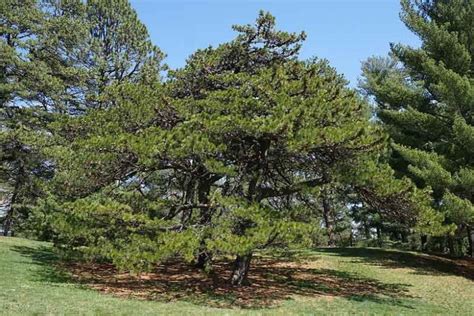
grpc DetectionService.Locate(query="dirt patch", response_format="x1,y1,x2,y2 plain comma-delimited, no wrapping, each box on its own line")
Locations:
63,257,412,308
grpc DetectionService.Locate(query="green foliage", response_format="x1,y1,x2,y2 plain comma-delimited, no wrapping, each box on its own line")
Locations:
83,0,165,109
0,0,86,235
1,1,453,287
206,194,313,256
0,0,165,236
42,11,438,285
361,0,474,255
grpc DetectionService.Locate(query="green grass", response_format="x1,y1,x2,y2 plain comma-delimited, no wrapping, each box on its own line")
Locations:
1,237,473,315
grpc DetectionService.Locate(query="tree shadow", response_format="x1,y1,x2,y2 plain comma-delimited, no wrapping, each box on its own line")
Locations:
11,245,71,284
64,257,413,309
316,247,474,281
11,245,415,309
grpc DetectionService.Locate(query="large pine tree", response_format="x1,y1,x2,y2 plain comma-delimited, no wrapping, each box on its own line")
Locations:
46,12,436,286
361,0,474,256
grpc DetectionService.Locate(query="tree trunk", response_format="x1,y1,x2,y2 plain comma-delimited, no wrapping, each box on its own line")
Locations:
457,238,463,257
420,234,428,251
364,222,371,239
2,212,12,236
349,228,353,247
195,248,212,269
195,178,213,269
376,226,382,247
447,235,455,255
401,231,408,243
230,253,252,286
322,192,336,247
2,185,18,237
467,226,473,257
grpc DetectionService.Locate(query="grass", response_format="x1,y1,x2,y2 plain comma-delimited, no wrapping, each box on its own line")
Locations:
1,237,473,315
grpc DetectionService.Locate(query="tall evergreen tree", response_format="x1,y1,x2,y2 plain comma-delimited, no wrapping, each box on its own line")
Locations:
0,0,164,236
361,0,473,256
0,0,87,235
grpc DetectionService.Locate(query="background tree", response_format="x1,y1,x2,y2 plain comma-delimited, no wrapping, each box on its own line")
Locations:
0,0,164,236
361,0,473,256
0,0,87,235
81,0,164,110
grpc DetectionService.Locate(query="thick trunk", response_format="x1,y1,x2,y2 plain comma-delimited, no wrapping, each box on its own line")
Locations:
322,192,336,247
230,254,252,286
195,248,212,269
467,226,474,257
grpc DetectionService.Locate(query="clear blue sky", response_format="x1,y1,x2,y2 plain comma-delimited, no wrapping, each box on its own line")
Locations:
130,0,419,86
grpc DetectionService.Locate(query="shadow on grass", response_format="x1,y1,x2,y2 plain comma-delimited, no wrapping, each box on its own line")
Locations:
11,245,414,309
64,257,413,309
11,245,71,284
316,247,474,281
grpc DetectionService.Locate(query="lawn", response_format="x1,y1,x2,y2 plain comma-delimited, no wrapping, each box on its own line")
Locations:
1,237,473,315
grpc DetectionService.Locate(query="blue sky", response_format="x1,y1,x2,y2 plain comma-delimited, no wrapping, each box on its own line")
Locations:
130,0,420,86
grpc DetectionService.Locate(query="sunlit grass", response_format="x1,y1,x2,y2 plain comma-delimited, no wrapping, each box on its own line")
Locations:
1,237,473,315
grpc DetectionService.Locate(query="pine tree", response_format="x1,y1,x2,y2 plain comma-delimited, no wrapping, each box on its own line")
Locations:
361,0,473,256
0,0,164,236
82,0,165,110
0,0,87,235
168,11,307,269
45,12,437,286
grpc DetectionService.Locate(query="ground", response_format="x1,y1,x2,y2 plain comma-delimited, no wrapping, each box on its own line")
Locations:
0,237,473,315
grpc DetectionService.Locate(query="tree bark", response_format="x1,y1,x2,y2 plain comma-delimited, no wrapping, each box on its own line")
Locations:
457,238,463,257
195,178,213,269
401,231,408,243
349,228,353,247
2,182,19,237
467,226,473,257
2,211,13,236
364,222,371,239
322,191,336,247
420,234,428,251
447,235,455,255
376,226,382,247
230,253,252,286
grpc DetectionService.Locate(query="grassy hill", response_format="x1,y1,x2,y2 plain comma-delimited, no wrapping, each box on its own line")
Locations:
0,237,473,315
